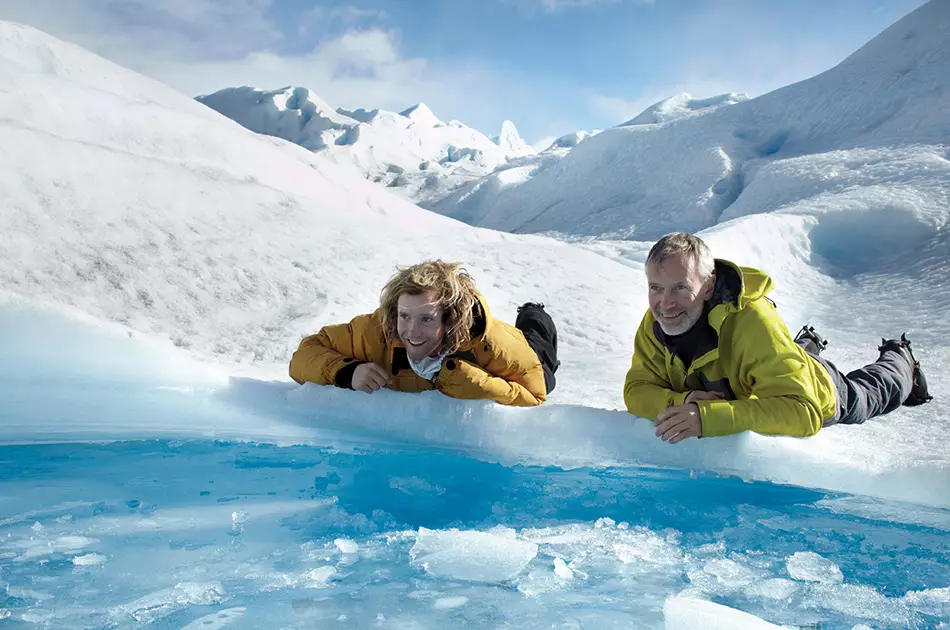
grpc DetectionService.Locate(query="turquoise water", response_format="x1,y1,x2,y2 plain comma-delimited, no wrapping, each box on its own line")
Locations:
0,440,948,629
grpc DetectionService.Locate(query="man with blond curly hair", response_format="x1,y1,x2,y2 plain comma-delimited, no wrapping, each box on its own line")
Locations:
290,260,559,406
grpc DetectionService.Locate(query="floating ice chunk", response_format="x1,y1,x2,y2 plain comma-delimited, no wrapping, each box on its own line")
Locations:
517,557,577,597
433,596,468,610
702,558,759,587
410,527,538,583
179,607,246,629
786,551,844,584
553,557,574,579
15,535,98,562
72,553,107,566
745,578,799,600
252,566,337,591
334,538,358,554
903,586,950,617
811,584,912,626
663,595,788,629
305,566,337,588
112,582,225,624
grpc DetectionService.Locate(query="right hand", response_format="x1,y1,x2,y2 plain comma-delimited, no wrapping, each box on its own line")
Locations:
684,390,726,404
351,363,391,393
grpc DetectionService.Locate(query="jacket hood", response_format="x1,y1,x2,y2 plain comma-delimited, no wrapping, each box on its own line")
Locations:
711,259,774,310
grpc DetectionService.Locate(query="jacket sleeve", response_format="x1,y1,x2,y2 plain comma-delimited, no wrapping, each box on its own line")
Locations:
436,359,546,406
289,313,384,387
623,313,688,420
697,302,825,438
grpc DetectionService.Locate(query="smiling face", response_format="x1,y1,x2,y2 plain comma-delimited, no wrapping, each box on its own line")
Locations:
647,252,715,336
396,291,446,361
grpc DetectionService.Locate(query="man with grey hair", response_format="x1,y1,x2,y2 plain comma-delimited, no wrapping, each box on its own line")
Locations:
623,232,932,442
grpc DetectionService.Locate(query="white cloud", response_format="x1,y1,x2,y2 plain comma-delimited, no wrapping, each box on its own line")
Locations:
296,5,387,38
0,0,281,58
172,28,432,107
512,0,654,13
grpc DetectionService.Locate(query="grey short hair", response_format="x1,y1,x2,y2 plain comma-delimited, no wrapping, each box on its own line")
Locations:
646,233,715,282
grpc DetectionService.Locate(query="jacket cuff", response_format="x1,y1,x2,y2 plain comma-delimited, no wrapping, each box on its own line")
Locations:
697,399,736,437
334,360,366,389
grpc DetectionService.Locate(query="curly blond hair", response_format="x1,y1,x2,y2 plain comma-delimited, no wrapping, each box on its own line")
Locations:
379,260,478,354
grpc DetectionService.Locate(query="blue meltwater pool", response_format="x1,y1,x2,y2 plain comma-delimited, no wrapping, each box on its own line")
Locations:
1,439,948,629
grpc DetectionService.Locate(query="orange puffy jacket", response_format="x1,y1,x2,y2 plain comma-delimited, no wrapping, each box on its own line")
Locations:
289,294,547,406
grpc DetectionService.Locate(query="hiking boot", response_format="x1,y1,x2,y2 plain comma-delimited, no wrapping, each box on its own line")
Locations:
878,334,933,406
517,302,545,315
794,324,829,356
516,302,547,330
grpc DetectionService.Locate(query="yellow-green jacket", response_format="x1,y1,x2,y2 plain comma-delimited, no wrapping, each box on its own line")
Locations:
623,260,838,438
290,294,547,406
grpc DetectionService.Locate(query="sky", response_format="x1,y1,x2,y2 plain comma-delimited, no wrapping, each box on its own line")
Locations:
0,0,928,143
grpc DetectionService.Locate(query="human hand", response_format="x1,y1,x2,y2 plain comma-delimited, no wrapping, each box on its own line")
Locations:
351,363,391,393
655,403,703,443
685,390,725,404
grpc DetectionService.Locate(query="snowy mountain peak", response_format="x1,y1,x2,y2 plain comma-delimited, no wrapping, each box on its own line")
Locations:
622,92,749,126
493,120,533,155
336,106,381,123
548,130,595,149
195,85,353,151
399,102,441,127
198,88,549,204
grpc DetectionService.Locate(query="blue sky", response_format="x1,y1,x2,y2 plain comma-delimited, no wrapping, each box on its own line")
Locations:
0,0,928,143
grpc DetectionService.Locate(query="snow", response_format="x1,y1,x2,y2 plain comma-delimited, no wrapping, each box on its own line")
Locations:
1,6,949,628
196,87,536,203
493,119,534,155
663,596,789,629
428,0,950,239
399,102,442,128
622,92,750,126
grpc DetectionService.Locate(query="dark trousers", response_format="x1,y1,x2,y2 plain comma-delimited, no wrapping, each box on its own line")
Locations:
805,348,913,427
515,305,560,394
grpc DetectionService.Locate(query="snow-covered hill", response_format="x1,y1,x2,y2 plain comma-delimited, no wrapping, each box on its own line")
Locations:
195,85,539,204
620,92,749,126
428,0,950,240
0,20,638,404
0,8,947,513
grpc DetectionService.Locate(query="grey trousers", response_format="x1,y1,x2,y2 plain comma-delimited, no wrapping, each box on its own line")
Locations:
810,351,913,427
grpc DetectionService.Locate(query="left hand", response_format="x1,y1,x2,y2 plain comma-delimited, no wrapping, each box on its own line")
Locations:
655,403,703,443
